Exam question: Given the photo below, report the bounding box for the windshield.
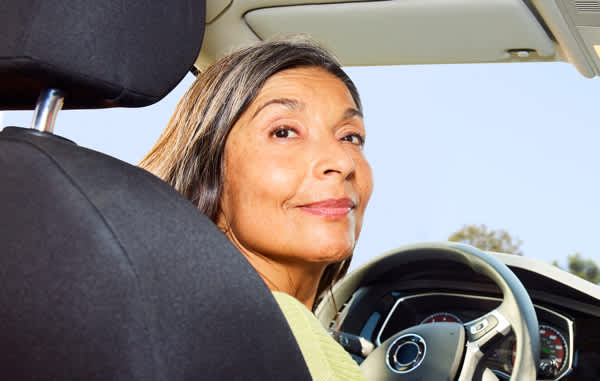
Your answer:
[347,62,600,275]
[3,61,599,275]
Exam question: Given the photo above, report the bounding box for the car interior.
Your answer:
[2,1,599,380]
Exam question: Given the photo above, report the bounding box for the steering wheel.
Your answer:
[316,243,540,380]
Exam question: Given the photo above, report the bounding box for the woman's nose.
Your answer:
[312,137,355,180]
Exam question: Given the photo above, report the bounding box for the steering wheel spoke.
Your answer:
[465,305,512,347]
[459,306,512,380]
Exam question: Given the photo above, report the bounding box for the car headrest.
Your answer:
[0,127,312,380]
[0,0,205,110]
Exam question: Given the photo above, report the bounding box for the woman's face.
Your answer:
[218,66,373,266]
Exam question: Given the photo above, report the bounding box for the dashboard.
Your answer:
[318,247,600,380]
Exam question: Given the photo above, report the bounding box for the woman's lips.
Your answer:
[298,198,355,217]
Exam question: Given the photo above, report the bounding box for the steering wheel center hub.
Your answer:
[387,334,426,373]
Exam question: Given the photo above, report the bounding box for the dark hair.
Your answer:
[139,37,362,308]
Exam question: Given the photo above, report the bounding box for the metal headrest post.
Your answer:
[30,89,65,133]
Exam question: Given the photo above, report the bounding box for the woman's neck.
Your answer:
[219,218,327,310]
[249,255,326,310]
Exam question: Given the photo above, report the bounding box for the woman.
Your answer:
[140,38,373,380]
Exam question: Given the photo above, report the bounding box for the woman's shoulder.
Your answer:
[272,291,367,381]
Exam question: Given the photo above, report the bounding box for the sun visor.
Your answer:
[243,0,555,66]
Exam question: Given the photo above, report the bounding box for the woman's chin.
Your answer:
[306,225,356,257]
[303,237,355,264]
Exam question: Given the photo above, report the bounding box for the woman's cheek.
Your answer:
[258,154,303,192]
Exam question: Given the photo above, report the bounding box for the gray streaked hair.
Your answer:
[139,37,362,309]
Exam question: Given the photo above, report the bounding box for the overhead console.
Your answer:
[197,0,600,77]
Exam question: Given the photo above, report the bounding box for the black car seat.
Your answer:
[0,1,311,379]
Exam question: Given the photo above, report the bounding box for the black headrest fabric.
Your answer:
[0,0,205,110]
[0,128,311,380]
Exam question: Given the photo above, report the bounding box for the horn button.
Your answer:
[361,322,466,380]
[387,334,426,373]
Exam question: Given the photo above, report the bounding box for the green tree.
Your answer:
[448,224,523,255]
[555,253,600,284]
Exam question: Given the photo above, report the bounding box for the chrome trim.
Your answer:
[374,292,574,381]
[30,89,64,133]
[385,333,426,374]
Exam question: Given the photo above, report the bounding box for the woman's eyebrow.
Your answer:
[252,98,302,119]
[344,108,363,120]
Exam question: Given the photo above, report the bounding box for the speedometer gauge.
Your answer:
[539,325,567,371]
[420,312,462,324]
[512,324,568,374]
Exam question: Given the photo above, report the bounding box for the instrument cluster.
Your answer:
[373,292,573,380]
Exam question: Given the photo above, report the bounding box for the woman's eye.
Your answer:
[272,126,298,139]
[341,133,365,146]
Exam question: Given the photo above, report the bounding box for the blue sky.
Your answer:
[3,61,599,270]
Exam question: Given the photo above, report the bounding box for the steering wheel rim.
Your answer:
[315,242,540,380]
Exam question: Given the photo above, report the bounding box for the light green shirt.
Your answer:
[273,291,367,381]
